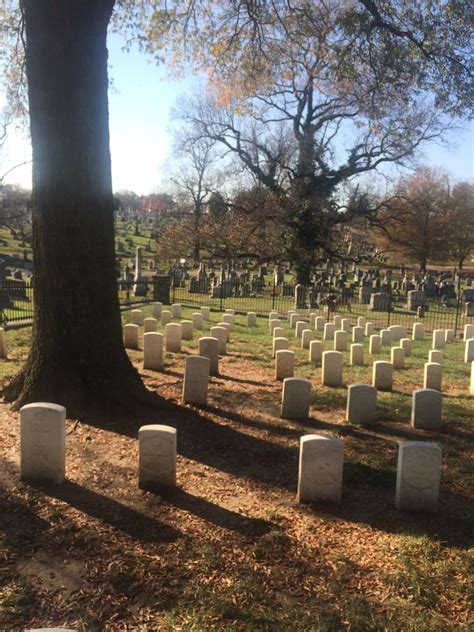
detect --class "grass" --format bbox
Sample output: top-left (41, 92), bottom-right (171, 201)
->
top-left (0, 306), bottom-right (472, 631)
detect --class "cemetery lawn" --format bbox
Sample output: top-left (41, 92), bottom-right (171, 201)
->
top-left (0, 309), bottom-right (472, 631)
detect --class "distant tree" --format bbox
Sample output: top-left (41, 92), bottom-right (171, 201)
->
top-left (0, 107), bottom-right (31, 229)
top-left (155, 217), bottom-right (195, 263)
top-left (207, 191), bottom-right (228, 222)
top-left (137, 0), bottom-right (472, 282)
top-left (376, 168), bottom-right (452, 271)
top-left (446, 181), bottom-right (474, 269)
top-left (114, 189), bottom-right (141, 213)
top-left (167, 134), bottom-right (222, 262)
top-left (140, 193), bottom-right (174, 214)
top-left (0, 183), bottom-right (30, 229)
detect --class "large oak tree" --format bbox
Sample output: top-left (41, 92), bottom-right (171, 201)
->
top-left (3, 0), bottom-right (152, 415)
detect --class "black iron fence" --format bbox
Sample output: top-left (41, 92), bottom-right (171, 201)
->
top-left (1, 277), bottom-right (472, 337)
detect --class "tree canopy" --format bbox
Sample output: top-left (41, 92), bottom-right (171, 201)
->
top-left (115, 0), bottom-right (473, 119)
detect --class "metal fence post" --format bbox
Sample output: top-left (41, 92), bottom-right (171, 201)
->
top-left (272, 281), bottom-right (276, 311)
top-left (454, 278), bottom-right (462, 338)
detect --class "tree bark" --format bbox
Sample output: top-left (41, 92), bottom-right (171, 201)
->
top-left (5, 1), bottom-right (154, 416)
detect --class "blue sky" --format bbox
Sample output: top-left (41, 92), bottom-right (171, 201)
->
top-left (1, 31), bottom-right (473, 194)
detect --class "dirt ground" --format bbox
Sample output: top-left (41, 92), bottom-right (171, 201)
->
top-left (0, 349), bottom-right (472, 631)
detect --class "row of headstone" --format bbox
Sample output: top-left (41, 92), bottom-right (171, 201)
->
top-left (298, 434), bottom-right (441, 511)
top-left (120, 306), bottom-right (471, 399)
top-left (279, 376), bottom-right (443, 429)
top-left (244, 309), bottom-right (471, 396)
top-left (274, 339), bottom-right (445, 392)
top-left (18, 403), bottom-right (441, 512)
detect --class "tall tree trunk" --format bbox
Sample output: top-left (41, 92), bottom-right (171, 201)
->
top-left (5, 1), bottom-right (153, 416)
top-left (193, 207), bottom-right (201, 263)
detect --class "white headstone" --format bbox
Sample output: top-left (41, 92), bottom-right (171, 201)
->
top-left (380, 329), bottom-right (392, 346)
top-left (346, 384), bottom-right (377, 425)
top-left (350, 343), bottom-right (364, 366)
top-left (210, 326), bottom-right (227, 354)
top-left (391, 346), bottom-right (405, 369)
top-left (432, 329), bottom-right (445, 349)
top-left (268, 310), bottom-right (278, 321)
top-left (20, 403), bottom-right (66, 484)
top-left (315, 316), bottom-right (326, 332)
top-left (152, 302), bottom-right (162, 318)
top-left (281, 377), bottom-right (311, 419)
top-left (200, 306), bottom-right (210, 321)
top-left (217, 322), bottom-right (230, 342)
top-left (352, 326), bottom-right (364, 343)
top-left (411, 388), bottom-right (442, 430)
top-left (322, 351), bottom-right (343, 387)
top-left (144, 317), bottom-right (157, 333)
top-left (123, 323), bottom-right (139, 350)
top-left (400, 338), bottom-right (412, 356)
top-left (323, 322), bottom-right (336, 341)
top-left (470, 362), bottom-right (474, 395)
top-left (289, 313), bottom-right (299, 328)
top-left (341, 318), bottom-right (351, 333)
top-left (182, 355), bottom-right (210, 404)
top-left (301, 329), bottom-right (314, 349)
top-left (273, 326), bottom-right (285, 339)
top-left (365, 322), bottom-right (375, 337)
top-left (247, 311), bottom-right (257, 327)
top-left (429, 349), bottom-right (443, 365)
top-left (334, 330), bottom-right (348, 352)
top-left (199, 336), bottom-right (219, 375)
top-left (388, 325), bottom-right (406, 341)
top-left (138, 424), bottom-right (176, 491)
top-left (223, 313), bottom-right (235, 330)
top-left (131, 309), bottom-right (143, 326)
top-left (225, 308), bottom-right (235, 315)
top-left (357, 316), bottom-right (366, 328)
top-left (412, 322), bottom-right (425, 341)
top-left (465, 339), bottom-right (474, 363)
top-left (161, 310), bottom-right (172, 326)
top-left (297, 434), bottom-right (343, 503)
top-left (192, 312), bottom-right (203, 330)
top-left (423, 362), bottom-right (442, 391)
top-left (171, 303), bottom-right (182, 319)
top-left (464, 324), bottom-right (474, 341)
top-left (275, 349), bottom-right (294, 380)
top-left (181, 320), bottom-right (193, 340)
top-left (333, 315), bottom-right (342, 329)
top-left (395, 441), bottom-right (441, 511)
top-left (273, 336), bottom-right (289, 358)
top-left (372, 361), bottom-right (393, 390)
top-left (309, 340), bottom-right (324, 364)
top-left (143, 332), bottom-right (164, 370)
top-left (295, 320), bottom-right (307, 339)
top-left (25, 628), bottom-right (78, 632)
top-left (369, 334), bottom-right (381, 354)
top-left (269, 318), bottom-right (281, 333)
top-left (165, 323), bottom-right (182, 352)
top-left (445, 329), bottom-right (454, 343)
